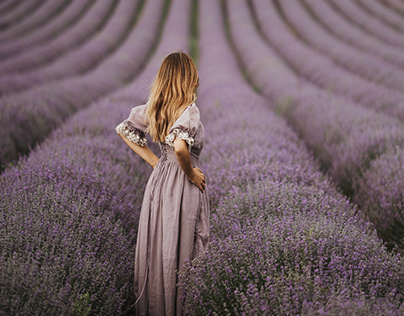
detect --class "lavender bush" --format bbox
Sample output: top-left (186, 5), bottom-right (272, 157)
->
top-left (226, 0), bottom-right (404, 250)
top-left (0, 0), bottom-right (93, 60)
top-left (178, 1), bottom-right (404, 314)
top-left (0, 0), bottom-right (191, 313)
top-left (0, 0), bottom-right (165, 170)
top-left (0, 0), bottom-right (22, 16)
top-left (2, 0), bottom-right (404, 314)
top-left (0, 0), bottom-right (70, 43)
top-left (0, 0), bottom-right (44, 31)
top-left (181, 212), bottom-right (404, 315)
top-left (276, 0), bottom-right (404, 91)
top-left (0, 150), bottom-right (140, 314)
top-left (383, 0), bottom-right (404, 13)
top-left (253, 0), bottom-right (404, 121)
top-left (353, 146), bottom-right (404, 246)
top-left (302, 0), bottom-right (404, 69)
top-left (329, 0), bottom-right (404, 48)
top-left (356, 0), bottom-right (404, 32)
top-left (0, 0), bottom-right (140, 95)
top-left (0, 0), bottom-right (116, 74)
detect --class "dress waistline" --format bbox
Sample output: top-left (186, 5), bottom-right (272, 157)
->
top-left (159, 143), bottom-right (199, 168)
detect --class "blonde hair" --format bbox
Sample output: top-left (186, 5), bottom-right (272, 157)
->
top-left (145, 51), bottom-right (199, 143)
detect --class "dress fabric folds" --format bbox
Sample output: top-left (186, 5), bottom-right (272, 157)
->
top-left (115, 102), bottom-right (210, 316)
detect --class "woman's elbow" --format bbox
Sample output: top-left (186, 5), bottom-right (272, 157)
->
top-left (117, 132), bottom-right (125, 141)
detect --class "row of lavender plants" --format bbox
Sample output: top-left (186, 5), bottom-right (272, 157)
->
top-left (0, 0), bottom-right (164, 171)
top-left (0, 0), bottom-right (70, 43)
top-left (278, 0), bottom-right (404, 91)
top-left (302, 0), bottom-right (404, 69)
top-left (0, 0), bottom-right (190, 313)
top-left (0, 0), bottom-right (116, 74)
top-left (0, 0), bottom-right (94, 60)
top-left (356, 0), bottom-right (404, 32)
top-left (0, 0), bottom-right (44, 31)
top-left (328, 0), bottom-right (404, 48)
top-left (0, 0), bottom-right (22, 16)
top-left (384, 0), bottom-right (404, 14)
top-left (251, 0), bottom-right (404, 246)
top-left (227, 0), bottom-right (404, 250)
top-left (177, 1), bottom-right (404, 314)
top-left (252, 0), bottom-right (404, 122)
top-left (0, 0), bottom-right (139, 95)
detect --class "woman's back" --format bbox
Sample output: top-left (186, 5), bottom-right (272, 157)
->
top-left (115, 51), bottom-right (209, 315)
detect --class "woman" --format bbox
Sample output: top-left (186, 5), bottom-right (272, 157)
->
top-left (115, 51), bottom-right (210, 316)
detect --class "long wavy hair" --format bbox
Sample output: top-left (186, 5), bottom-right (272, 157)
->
top-left (144, 51), bottom-right (199, 143)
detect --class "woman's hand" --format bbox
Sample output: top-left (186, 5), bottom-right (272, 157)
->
top-left (188, 167), bottom-right (206, 192)
top-left (174, 139), bottom-right (206, 192)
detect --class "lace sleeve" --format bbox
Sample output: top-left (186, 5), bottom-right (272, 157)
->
top-left (165, 128), bottom-right (194, 151)
top-left (115, 103), bottom-right (148, 146)
top-left (165, 103), bottom-right (199, 152)
top-left (116, 120), bottom-right (147, 147)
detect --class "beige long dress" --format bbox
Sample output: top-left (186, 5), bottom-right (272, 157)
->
top-left (115, 102), bottom-right (210, 315)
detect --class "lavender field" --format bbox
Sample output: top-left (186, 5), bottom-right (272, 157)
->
top-left (1, 0), bottom-right (403, 315)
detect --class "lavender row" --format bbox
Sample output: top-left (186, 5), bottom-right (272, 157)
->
top-left (0, 0), bottom-right (22, 16)
top-left (0, 0), bottom-right (138, 95)
top-left (0, 0), bottom-right (70, 43)
top-left (278, 0), bottom-right (404, 91)
top-left (383, 0), bottom-right (404, 13)
top-left (0, 0), bottom-right (190, 313)
top-left (186, 15), bottom-right (339, 210)
top-left (0, 0), bottom-right (44, 31)
top-left (229, 0), bottom-right (404, 249)
top-left (0, 0), bottom-right (94, 60)
top-left (353, 147), bottom-right (404, 245)
top-left (178, 1), bottom-right (404, 314)
top-left (254, 0), bottom-right (404, 121)
top-left (329, 0), bottom-right (404, 48)
top-left (0, 0), bottom-right (163, 171)
top-left (356, 0), bottom-right (404, 32)
top-left (194, 0), bottom-right (340, 223)
top-left (0, 0), bottom-right (116, 74)
top-left (302, 0), bottom-right (404, 70)
top-left (182, 209), bottom-right (404, 315)
top-left (251, 0), bottom-right (404, 247)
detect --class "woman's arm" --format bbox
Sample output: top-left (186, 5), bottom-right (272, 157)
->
top-left (118, 134), bottom-right (159, 169)
top-left (174, 139), bottom-right (206, 192)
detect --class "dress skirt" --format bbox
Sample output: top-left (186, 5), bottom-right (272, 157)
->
top-left (134, 142), bottom-right (210, 316)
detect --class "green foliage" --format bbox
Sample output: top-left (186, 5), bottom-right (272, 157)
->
top-left (70, 292), bottom-right (92, 316)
